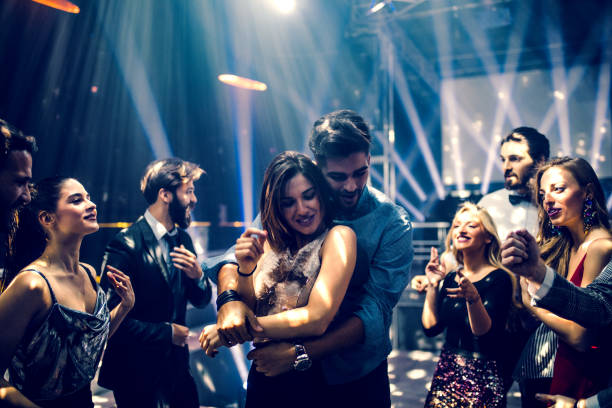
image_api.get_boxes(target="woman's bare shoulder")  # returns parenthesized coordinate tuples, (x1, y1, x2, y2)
(321, 225, 357, 257)
(327, 225, 357, 242)
(585, 237, 612, 261)
(2, 268, 50, 305)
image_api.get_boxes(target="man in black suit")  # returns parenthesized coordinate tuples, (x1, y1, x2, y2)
(502, 229, 612, 408)
(99, 158, 211, 408)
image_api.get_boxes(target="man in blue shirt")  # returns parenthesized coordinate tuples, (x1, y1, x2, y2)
(204, 110, 413, 406)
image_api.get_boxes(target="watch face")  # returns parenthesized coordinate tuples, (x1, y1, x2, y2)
(293, 344, 312, 371)
(294, 356, 312, 371)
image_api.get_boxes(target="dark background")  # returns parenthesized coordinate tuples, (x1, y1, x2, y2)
(1, 0, 610, 267)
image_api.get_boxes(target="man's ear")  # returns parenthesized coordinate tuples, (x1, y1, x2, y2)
(366, 153, 371, 165)
(158, 188, 173, 204)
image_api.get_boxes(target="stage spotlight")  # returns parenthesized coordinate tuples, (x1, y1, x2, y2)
(31, 0, 79, 13)
(273, 0, 295, 14)
(218, 74, 267, 91)
(368, 1, 387, 14)
(553, 90, 565, 100)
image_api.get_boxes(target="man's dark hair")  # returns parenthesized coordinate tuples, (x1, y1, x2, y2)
(140, 158, 204, 205)
(308, 110, 372, 166)
(501, 127, 549, 163)
(0, 119, 37, 171)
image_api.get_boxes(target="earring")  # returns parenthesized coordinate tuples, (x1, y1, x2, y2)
(583, 198, 595, 232)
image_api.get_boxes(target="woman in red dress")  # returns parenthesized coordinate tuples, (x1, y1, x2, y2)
(521, 157, 612, 401)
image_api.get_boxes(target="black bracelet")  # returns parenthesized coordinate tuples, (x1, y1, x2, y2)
(216, 289, 242, 309)
(237, 264, 257, 277)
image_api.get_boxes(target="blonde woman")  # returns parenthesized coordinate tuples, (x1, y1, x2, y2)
(422, 202, 515, 408)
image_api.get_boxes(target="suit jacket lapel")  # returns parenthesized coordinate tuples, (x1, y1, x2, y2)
(136, 217, 172, 285)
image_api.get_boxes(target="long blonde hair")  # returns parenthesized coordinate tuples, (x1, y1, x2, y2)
(445, 202, 519, 305)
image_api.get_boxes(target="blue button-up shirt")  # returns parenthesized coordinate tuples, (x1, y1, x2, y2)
(321, 186, 413, 383)
(202, 186, 413, 384)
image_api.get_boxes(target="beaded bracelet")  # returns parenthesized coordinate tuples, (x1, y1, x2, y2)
(216, 289, 242, 309)
(237, 264, 257, 277)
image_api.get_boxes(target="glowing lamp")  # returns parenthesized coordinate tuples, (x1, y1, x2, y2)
(31, 0, 80, 13)
(368, 2, 386, 14)
(218, 74, 267, 92)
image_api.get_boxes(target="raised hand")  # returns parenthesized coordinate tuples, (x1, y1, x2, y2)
(446, 269, 481, 305)
(425, 247, 447, 287)
(170, 245, 203, 279)
(235, 228, 268, 275)
(106, 265, 135, 311)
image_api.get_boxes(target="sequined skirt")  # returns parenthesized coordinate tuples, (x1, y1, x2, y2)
(425, 348, 505, 408)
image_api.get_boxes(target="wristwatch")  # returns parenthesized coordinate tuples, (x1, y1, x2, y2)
(292, 344, 312, 371)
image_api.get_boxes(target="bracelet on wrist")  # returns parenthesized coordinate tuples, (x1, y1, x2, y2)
(237, 264, 257, 277)
(216, 289, 242, 309)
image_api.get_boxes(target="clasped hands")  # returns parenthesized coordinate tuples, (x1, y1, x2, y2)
(500, 229, 547, 284)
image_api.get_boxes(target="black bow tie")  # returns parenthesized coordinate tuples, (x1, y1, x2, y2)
(508, 193, 531, 205)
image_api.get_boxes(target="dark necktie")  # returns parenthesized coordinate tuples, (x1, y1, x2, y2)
(163, 232, 179, 283)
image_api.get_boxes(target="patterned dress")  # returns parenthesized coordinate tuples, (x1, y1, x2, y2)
(245, 230, 329, 408)
(9, 267, 110, 407)
(423, 269, 512, 408)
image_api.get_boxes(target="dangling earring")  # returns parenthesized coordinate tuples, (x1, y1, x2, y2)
(583, 198, 595, 232)
(546, 218, 561, 238)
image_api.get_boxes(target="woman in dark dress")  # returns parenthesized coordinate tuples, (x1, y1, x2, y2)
(0, 177, 134, 407)
(422, 202, 514, 408)
(199, 151, 357, 408)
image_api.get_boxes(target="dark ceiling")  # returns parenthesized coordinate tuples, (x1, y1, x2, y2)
(346, 0, 612, 83)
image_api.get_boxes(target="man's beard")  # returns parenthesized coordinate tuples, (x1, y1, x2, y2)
(504, 174, 522, 190)
(504, 166, 535, 192)
(169, 195, 192, 229)
(0, 206, 18, 236)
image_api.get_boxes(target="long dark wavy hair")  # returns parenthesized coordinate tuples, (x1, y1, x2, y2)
(2, 177, 70, 288)
(260, 151, 335, 252)
(534, 157, 611, 278)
